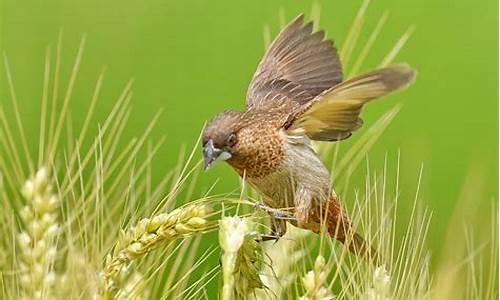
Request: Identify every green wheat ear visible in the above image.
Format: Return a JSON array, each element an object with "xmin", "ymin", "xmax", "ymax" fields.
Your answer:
[
  {"xmin": 254, "ymin": 225, "xmax": 310, "ymax": 299},
  {"xmin": 219, "ymin": 216, "xmax": 263, "ymax": 300}
]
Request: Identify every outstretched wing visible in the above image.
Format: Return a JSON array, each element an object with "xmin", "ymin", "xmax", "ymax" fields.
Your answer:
[
  {"xmin": 246, "ymin": 14, "xmax": 342, "ymax": 111},
  {"xmin": 286, "ymin": 64, "xmax": 416, "ymax": 141}
]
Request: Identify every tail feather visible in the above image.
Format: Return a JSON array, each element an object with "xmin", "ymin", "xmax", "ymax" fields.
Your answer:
[
  {"xmin": 325, "ymin": 195, "xmax": 382, "ymax": 265},
  {"xmin": 338, "ymin": 231, "xmax": 382, "ymax": 265}
]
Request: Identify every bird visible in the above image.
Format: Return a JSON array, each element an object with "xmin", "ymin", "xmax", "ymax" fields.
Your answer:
[{"xmin": 201, "ymin": 14, "xmax": 415, "ymax": 261}]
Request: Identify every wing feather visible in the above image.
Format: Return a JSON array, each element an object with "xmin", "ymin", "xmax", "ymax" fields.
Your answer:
[
  {"xmin": 287, "ymin": 64, "xmax": 416, "ymax": 141},
  {"xmin": 246, "ymin": 14, "xmax": 342, "ymax": 110}
]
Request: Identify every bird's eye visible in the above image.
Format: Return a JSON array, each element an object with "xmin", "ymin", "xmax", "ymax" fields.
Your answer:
[{"xmin": 226, "ymin": 133, "xmax": 237, "ymax": 146}]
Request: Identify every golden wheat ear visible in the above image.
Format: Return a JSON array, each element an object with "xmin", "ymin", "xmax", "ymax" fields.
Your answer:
[{"xmin": 287, "ymin": 64, "xmax": 416, "ymax": 141}]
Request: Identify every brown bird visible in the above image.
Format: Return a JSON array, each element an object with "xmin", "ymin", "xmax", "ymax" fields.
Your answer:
[{"xmin": 202, "ymin": 15, "xmax": 415, "ymax": 260}]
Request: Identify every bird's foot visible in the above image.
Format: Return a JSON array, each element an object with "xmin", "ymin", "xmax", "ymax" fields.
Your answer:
[
  {"xmin": 260, "ymin": 234, "xmax": 280, "ymax": 242},
  {"xmin": 253, "ymin": 202, "xmax": 297, "ymax": 243},
  {"xmin": 253, "ymin": 201, "xmax": 295, "ymax": 220}
]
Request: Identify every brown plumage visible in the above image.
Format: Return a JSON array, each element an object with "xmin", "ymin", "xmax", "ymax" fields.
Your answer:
[{"xmin": 202, "ymin": 14, "xmax": 415, "ymax": 262}]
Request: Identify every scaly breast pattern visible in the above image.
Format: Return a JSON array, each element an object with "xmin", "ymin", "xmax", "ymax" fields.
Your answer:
[
  {"xmin": 233, "ymin": 128, "xmax": 332, "ymax": 211},
  {"xmin": 228, "ymin": 119, "xmax": 285, "ymax": 179}
]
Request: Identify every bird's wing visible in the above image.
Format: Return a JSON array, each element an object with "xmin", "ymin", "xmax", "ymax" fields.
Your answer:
[
  {"xmin": 246, "ymin": 14, "xmax": 342, "ymax": 111},
  {"xmin": 286, "ymin": 64, "xmax": 416, "ymax": 141}
]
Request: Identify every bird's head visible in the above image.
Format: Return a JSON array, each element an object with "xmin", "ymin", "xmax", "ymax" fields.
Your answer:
[{"xmin": 201, "ymin": 110, "xmax": 245, "ymax": 170}]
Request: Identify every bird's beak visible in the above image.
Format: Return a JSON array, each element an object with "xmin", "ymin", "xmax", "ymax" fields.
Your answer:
[{"xmin": 203, "ymin": 139, "xmax": 232, "ymax": 170}]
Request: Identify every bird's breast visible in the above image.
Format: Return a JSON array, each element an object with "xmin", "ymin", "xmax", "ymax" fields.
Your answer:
[
  {"xmin": 231, "ymin": 129, "xmax": 332, "ymax": 210},
  {"xmin": 227, "ymin": 124, "xmax": 285, "ymax": 179}
]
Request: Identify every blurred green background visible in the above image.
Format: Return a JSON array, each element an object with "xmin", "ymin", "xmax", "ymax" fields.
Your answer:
[{"xmin": 1, "ymin": 0, "xmax": 497, "ymax": 278}]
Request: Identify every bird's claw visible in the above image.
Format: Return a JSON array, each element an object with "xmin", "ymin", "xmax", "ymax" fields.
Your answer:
[
  {"xmin": 252, "ymin": 201, "xmax": 263, "ymax": 211},
  {"xmin": 253, "ymin": 201, "xmax": 295, "ymax": 220},
  {"xmin": 260, "ymin": 234, "xmax": 280, "ymax": 242},
  {"xmin": 253, "ymin": 201, "xmax": 296, "ymax": 243}
]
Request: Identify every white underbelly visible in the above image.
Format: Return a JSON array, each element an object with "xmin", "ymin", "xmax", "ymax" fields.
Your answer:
[{"xmin": 248, "ymin": 131, "xmax": 331, "ymax": 209}]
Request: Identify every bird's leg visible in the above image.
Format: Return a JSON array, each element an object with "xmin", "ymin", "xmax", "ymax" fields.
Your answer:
[
  {"xmin": 295, "ymin": 185, "xmax": 322, "ymax": 232},
  {"xmin": 253, "ymin": 201, "xmax": 297, "ymax": 241},
  {"xmin": 257, "ymin": 218, "xmax": 287, "ymax": 242},
  {"xmin": 253, "ymin": 201, "xmax": 295, "ymax": 220}
]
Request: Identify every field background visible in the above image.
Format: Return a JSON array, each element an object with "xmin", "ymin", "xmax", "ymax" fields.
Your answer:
[{"xmin": 1, "ymin": 0, "xmax": 498, "ymax": 295}]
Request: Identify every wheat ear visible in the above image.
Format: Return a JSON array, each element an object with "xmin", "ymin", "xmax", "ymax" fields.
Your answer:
[
  {"xmin": 299, "ymin": 256, "xmax": 335, "ymax": 300},
  {"xmin": 17, "ymin": 168, "xmax": 60, "ymax": 300},
  {"xmin": 219, "ymin": 216, "xmax": 263, "ymax": 300},
  {"xmin": 101, "ymin": 204, "xmax": 211, "ymax": 299}
]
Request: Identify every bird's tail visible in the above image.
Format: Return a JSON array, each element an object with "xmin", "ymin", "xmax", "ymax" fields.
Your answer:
[
  {"xmin": 336, "ymin": 231, "xmax": 381, "ymax": 265},
  {"xmin": 324, "ymin": 195, "xmax": 382, "ymax": 265}
]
